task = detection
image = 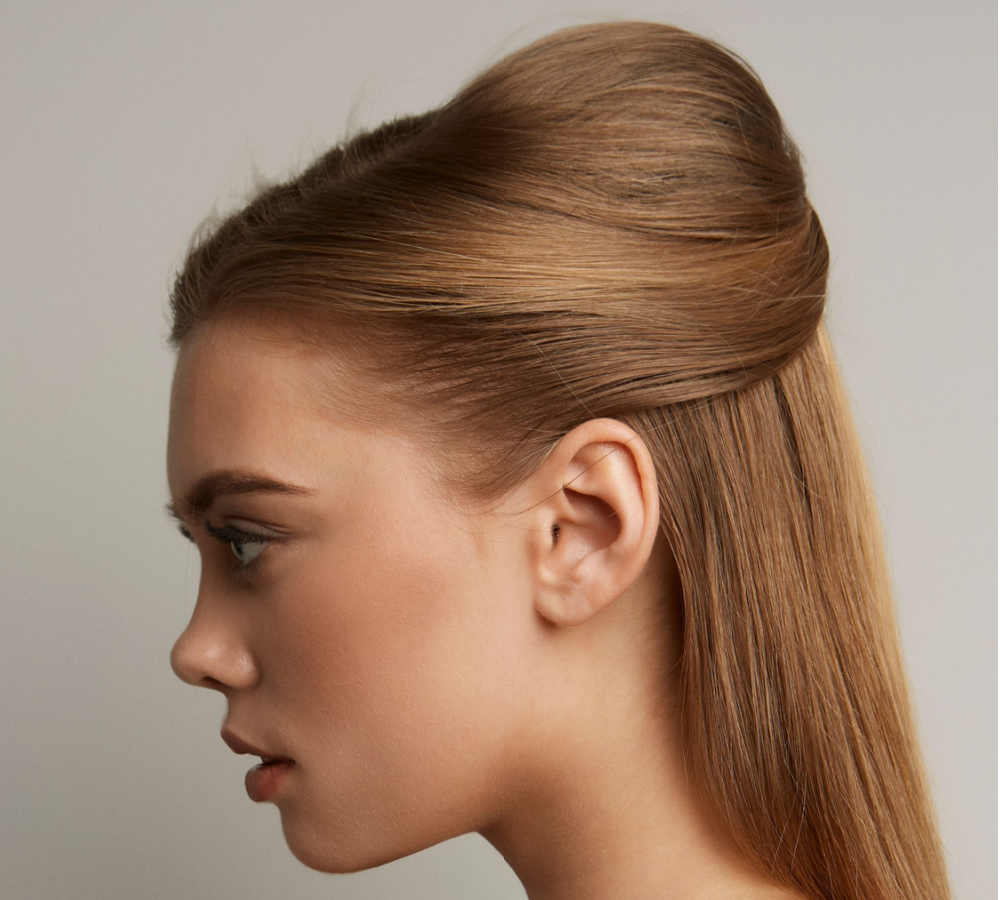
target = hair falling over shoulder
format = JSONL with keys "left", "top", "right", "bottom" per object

{"left": 170, "top": 22, "right": 952, "bottom": 900}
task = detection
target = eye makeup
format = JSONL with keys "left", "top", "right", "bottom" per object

{"left": 203, "top": 520, "right": 271, "bottom": 549}
{"left": 204, "top": 521, "right": 271, "bottom": 582}
{"left": 171, "top": 513, "right": 277, "bottom": 587}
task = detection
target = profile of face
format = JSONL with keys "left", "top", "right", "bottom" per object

{"left": 167, "top": 318, "right": 672, "bottom": 876}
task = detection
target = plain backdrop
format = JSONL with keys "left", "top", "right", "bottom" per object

{"left": 1, "top": 2, "right": 995, "bottom": 898}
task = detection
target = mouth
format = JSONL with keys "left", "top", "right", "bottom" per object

{"left": 221, "top": 728, "right": 296, "bottom": 802}
{"left": 258, "top": 755, "right": 293, "bottom": 766}
{"left": 245, "top": 757, "right": 295, "bottom": 803}
{"left": 221, "top": 727, "right": 295, "bottom": 765}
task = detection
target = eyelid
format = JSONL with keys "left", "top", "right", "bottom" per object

{"left": 202, "top": 520, "right": 274, "bottom": 544}
{"left": 201, "top": 518, "right": 275, "bottom": 588}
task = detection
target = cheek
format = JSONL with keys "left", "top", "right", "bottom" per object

{"left": 263, "top": 502, "right": 529, "bottom": 862}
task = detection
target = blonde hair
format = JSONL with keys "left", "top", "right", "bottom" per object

{"left": 170, "top": 22, "right": 951, "bottom": 900}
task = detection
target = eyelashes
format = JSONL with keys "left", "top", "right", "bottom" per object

{"left": 204, "top": 521, "right": 271, "bottom": 583}
{"left": 175, "top": 520, "right": 272, "bottom": 585}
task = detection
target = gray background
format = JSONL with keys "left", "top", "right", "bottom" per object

{"left": 1, "top": 1, "right": 995, "bottom": 898}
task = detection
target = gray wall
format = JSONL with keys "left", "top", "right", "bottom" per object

{"left": 1, "top": 2, "right": 994, "bottom": 898}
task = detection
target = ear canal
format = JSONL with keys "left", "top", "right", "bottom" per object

{"left": 552, "top": 523, "right": 561, "bottom": 545}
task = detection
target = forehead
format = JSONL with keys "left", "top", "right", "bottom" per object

{"left": 166, "top": 321, "right": 430, "bottom": 508}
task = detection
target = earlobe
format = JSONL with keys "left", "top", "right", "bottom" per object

{"left": 529, "top": 419, "right": 660, "bottom": 628}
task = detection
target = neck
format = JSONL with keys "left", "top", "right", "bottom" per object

{"left": 480, "top": 713, "right": 799, "bottom": 900}
{"left": 478, "top": 546, "right": 802, "bottom": 900}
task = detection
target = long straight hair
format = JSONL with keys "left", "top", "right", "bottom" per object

{"left": 170, "top": 22, "right": 951, "bottom": 900}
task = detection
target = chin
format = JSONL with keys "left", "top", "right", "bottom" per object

{"left": 279, "top": 809, "right": 432, "bottom": 875}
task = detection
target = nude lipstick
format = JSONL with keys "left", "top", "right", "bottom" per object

{"left": 245, "top": 758, "right": 294, "bottom": 802}
{"left": 221, "top": 728, "right": 295, "bottom": 802}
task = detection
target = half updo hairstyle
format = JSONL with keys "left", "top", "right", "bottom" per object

{"left": 169, "top": 22, "right": 951, "bottom": 900}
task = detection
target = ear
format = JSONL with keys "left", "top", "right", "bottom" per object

{"left": 524, "top": 418, "right": 661, "bottom": 627}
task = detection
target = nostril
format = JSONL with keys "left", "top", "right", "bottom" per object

{"left": 169, "top": 625, "right": 259, "bottom": 692}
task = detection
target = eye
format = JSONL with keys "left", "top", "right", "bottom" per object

{"left": 203, "top": 520, "right": 272, "bottom": 571}
{"left": 230, "top": 537, "right": 267, "bottom": 565}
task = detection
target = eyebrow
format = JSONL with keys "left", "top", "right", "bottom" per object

{"left": 165, "top": 470, "right": 316, "bottom": 523}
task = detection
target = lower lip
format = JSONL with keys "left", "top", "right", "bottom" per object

{"left": 245, "top": 760, "right": 294, "bottom": 802}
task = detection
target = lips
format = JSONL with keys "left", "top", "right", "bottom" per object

{"left": 221, "top": 728, "right": 296, "bottom": 803}
{"left": 245, "top": 757, "right": 294, "bottom": 802}
{"left": 221, "top": 727, "right": 294, "bottom": 764}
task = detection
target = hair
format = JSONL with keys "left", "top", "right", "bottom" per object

{"left": 169, "top": 21, "right": 951, "bottom": 900}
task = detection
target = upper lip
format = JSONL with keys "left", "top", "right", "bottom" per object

{"left": 221, "top": 727, "right": 292, "bottom": 761}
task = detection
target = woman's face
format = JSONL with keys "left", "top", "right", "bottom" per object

{"left": 167, "top": 320, "right": 539, "bottom": 872}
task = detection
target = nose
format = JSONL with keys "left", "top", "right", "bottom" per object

{"left": 170, "top": 592, "right": 259, "bottom": 692}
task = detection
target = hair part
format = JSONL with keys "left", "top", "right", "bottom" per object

{"left": 169, "top": 21, "right": 951, "bottom": 900}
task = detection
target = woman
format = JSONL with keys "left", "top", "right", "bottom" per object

{"left": 166, "top": 21, "right": 952, "bottom": 900}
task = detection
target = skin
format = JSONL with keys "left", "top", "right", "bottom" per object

{"left": 168, "top": 318, "right": 804, "bottom": 900}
